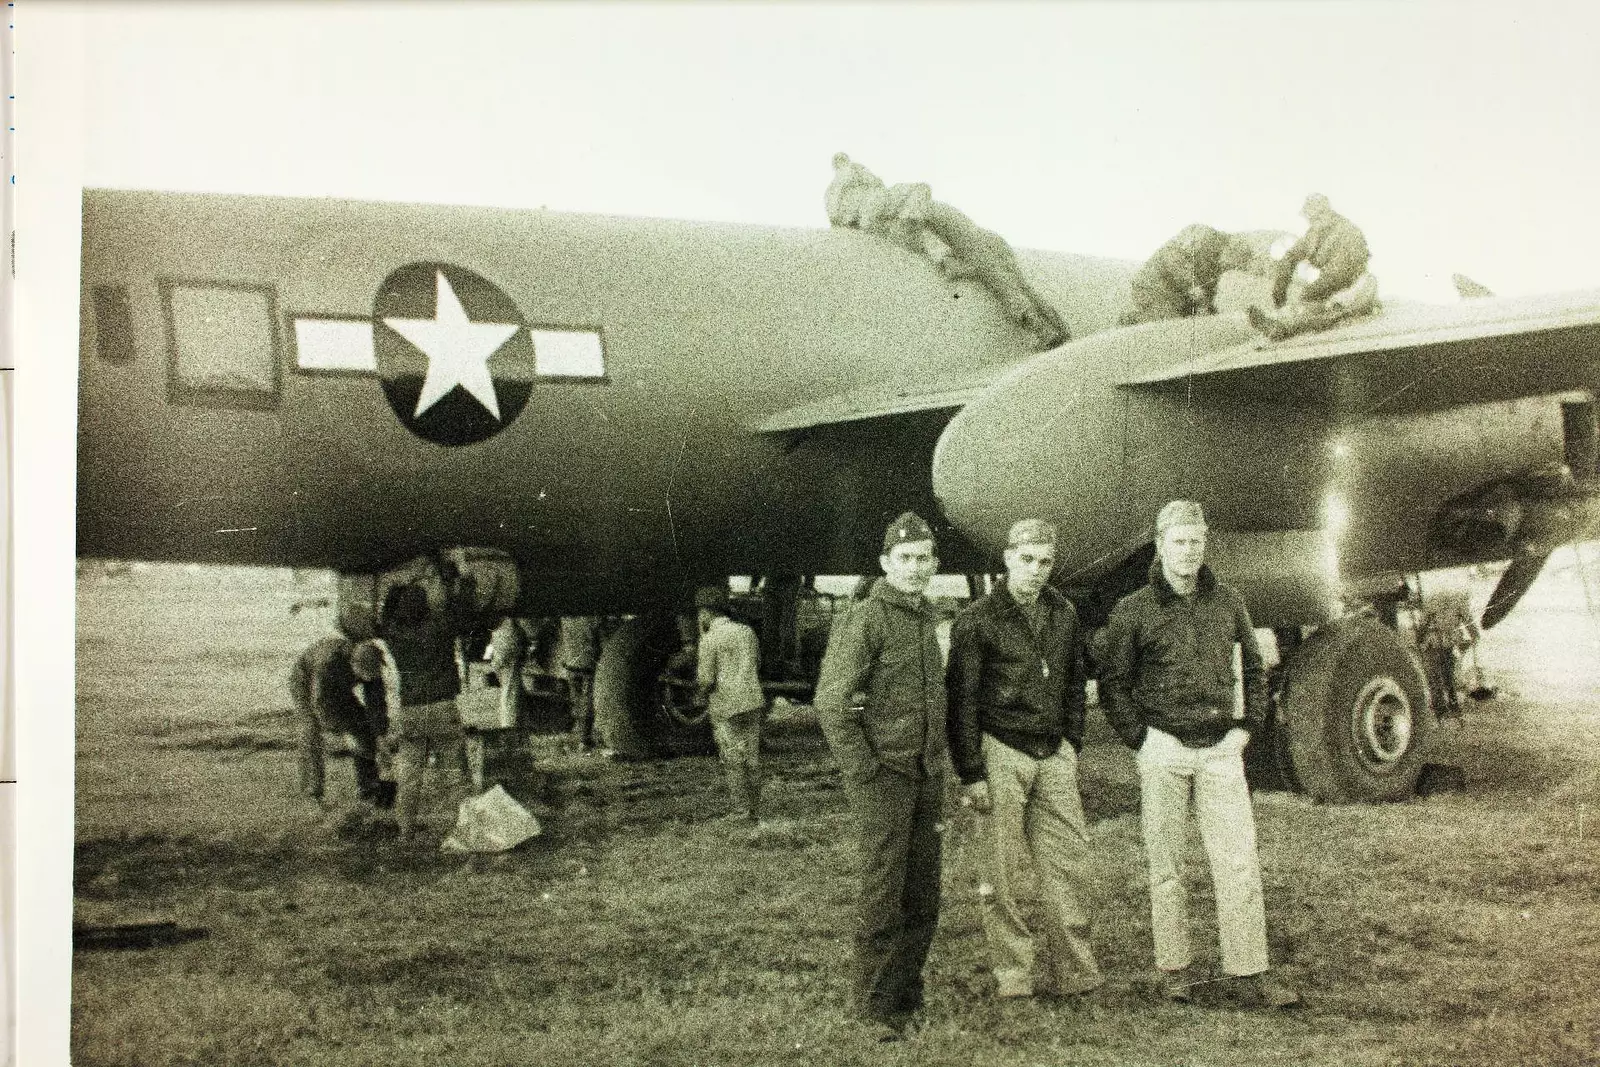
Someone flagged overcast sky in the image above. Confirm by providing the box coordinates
[59,0,1600,301]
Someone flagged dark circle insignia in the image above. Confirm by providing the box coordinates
[373,262,533,446]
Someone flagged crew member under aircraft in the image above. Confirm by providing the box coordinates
[1248,194,1378,340]
[558,616,603,753]
[1121,224,1256,326]
[379,581,474,841]
[694,586,768,823]
[290,635,394,810]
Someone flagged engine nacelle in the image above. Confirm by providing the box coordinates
[1204,529,1343,627]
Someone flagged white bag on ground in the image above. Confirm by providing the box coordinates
[440,784,542,853]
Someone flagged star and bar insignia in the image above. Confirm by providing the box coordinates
[291,261,606,447]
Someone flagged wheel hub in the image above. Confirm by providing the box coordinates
[1350,676,1414,773]
[658,673,708,728]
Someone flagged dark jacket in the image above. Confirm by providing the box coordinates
[1100,562,1267,749]
[290,636,369,734]
[815,578,948,781]
[1273,211,1370,305]
[383,593,475,707]
[945,582,1088,784]
[1122,224,1231,325]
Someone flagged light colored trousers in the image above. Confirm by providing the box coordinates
[1136,727,1268,976]
[389,699,469,835]
[978,735,1101,995]
[712,708,764,817]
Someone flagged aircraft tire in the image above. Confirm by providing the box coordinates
[592,615,714,759]
[1278,616,1435,803]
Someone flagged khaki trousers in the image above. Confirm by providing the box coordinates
[1136,727,1269,976]
[712,708,764,817]
[390,699,468,835]
[978,735,1101,995]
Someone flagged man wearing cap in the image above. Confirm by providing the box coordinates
[815,511,948,1039]
[1248,194,1378,340]
[694,585,768,822]
[1100,501,1300,1009]
[945,518,1102,1001]
[290,634,394,810]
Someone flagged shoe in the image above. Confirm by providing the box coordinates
[1246,305,1287,340]
[863,1015,907,1043]
[995,971,1034,999]
[1054,974,1106,999]
[1245,971,1301,1009]
[1158,968,1196,1003]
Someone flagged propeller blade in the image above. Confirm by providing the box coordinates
[1481,549,1551,630]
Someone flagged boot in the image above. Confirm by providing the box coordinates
[1247,304,1289,341]
[1244,970,1301,1009]
[1158,967,1196,1003]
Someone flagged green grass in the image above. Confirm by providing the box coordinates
[72,563,1600,1066]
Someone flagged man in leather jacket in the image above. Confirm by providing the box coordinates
[946,519,1102,1001]
[1100,501,1300,1009]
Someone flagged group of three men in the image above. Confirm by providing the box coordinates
[816,501,1300,1040]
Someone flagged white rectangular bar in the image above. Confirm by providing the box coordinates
[531,328,604,378]
[293,319,376,372]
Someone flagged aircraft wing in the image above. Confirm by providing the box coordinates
[1119,289,1600,413]
[753,362,1018,432]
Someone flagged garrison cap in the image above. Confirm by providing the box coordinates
[693,585,730,612]
[882,511,936,552]
[1006,518,1058,548]
[1156,500,1207,534]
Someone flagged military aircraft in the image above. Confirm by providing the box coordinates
[77,188,1600,803]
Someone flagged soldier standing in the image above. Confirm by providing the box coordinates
[558,616,603,752]
[694,586,768,822]
[945,518,1101,1000]
[1100,501,1300,1008]
[815,512,949,1041]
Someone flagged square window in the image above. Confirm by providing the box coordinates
[163,281,280,408]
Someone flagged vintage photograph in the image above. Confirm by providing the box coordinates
[23,2,1600,1063]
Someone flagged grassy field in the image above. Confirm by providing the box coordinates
[71,561,1600,1066]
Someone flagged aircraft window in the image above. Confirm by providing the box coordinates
[92,285,136,364]
[162,281,281,408]
[531,328,605,378]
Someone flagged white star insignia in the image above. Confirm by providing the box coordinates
[383,270,520,420]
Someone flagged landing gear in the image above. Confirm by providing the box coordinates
[592,615,714,759]
[1275,616,1436,802]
